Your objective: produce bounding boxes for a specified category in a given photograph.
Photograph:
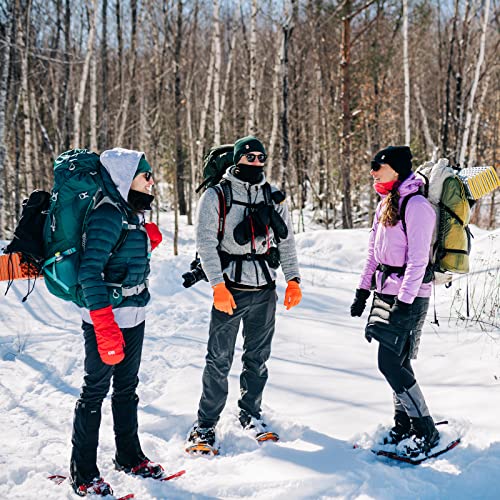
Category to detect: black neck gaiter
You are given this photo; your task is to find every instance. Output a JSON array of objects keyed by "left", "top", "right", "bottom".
[
  {"left": 233, "top": 165, "right": 264, "bottom": 184},
  {"left": 128, "top": 189, "right": 154, "bottom": 211}
]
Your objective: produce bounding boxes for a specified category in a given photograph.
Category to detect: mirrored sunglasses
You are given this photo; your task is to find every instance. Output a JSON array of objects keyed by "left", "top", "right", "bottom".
[{"left": 144, "top": 171, "right": 153, "bottom": 181}]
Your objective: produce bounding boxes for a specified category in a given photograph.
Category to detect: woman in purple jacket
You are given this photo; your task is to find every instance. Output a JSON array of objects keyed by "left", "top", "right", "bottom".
[{"left": 350, "top": 146, "right": 439, "bottom": 455}]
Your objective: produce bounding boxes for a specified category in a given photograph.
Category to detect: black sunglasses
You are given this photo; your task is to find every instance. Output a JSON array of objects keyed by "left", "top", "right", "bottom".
[
  {"left": 144, "top": 171, "right": 153, "bottom": 181},
  {"left": 245, "top": 153, "right": 267, "bottom": 163},
  {"left": 370, "top": 161, "right": 382, "bottom": 171}
]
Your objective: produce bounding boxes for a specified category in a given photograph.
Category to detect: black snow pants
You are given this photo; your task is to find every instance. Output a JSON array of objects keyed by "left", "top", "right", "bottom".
[
  {"left": 377, "top": 296, "right": 430, "bottom": 394},
  {"left": 70, "top": 320, "right": 146, "bottom": 486},
  {"left": 197, "top": 287, "right": 277, "bottom": 428}
]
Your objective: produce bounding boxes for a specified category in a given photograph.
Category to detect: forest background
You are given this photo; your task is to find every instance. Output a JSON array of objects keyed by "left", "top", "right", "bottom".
[{"left": 0, "top": 0, "right": 498, "bottom": 250}]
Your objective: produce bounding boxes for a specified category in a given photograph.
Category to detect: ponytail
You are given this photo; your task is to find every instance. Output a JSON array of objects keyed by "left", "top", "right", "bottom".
[{"left": 379, "top": 184, "right": 401, "bottom": 227}]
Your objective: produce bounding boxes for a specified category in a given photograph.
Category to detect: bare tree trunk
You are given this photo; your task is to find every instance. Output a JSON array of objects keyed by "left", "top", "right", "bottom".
[
  {"left": 73, "top": 0, "right": 98, "bottom": 148},
  {"left": 441, "top": 0, "right": 459, "bottom": 157},
  {"left": 100, "top": 0, "right": 108, "bottom": 148},
  {"left": 116, "top": 0, "right": 138, "bottom": 146},
  {"left": 116, "top": 0, "right": 123, "bottom": 103},
  {"left": 453, "top": 0, "right": 472, "bottom": 160},
  {"left": 62, "top": 0, "right": 71, "bottom": 149},
  {"left": 247, "top": 0, "right": 258, "bottom": 135},
  {"left": 174, "top": 0, "right": 187, "bottom": 215},
  {"left": 339, "top": 0, "right": 353, "bottom": 228},
  {"left": 0, "top": 4, "right": 13, "bottom": 237},
  {"left": 90, "top": 50, "right": 98, "bottom": 150},
  {"left": 196, "top": 38, "right": 215, "bottom": 166},
  {"left": 459, "top": 0, "right": 490, "bottom": 167},
  {"left": 403, "top": 0, "right": 410, "bottom": 145},
  {"left": 18, "top": 5, "right": 33, "bottom": 194},
  {"left": 468, "top": 72, "right": 490, "bottom": 167},
  {"left": 414, "top": 82, "right": 437, "bottom": 159},
  {"left": 212, "top": 0, "right": 222, "bottom": 144},
  {"left": 219, "top": 11, "right": 238, "bottom": 121},
  {"left": 268, "top": 36, "right": 281, "bottom": 181},
  {"left": 186, "top": 91, "right": 195, "bottom": 225},
  {"left": 280, "top": 0, "right": 297, "bottom": 191},
  {"left": 173, "top": 162, "right": 179, "bottom": 256}
]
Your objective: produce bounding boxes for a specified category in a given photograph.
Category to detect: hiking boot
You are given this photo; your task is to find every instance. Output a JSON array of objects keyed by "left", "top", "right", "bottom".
[
  {"left": 71, "top": 477, "right": 113, "bottom": 497},
  {"left": 114, "top": 458, "right": 165, "bottom": 479},
  {"left": 383, "top": 410, "right": 411, "bottom": 445},
  {"left": 187, "top": 424, "right": 216, "bottom": 447},
  {"left": 239, "top": 411, "right": 267, "bottom": 432},
  {"left": 403, "top": 416, "right": 440, "bottom": 457},
  {"left": 239, "top": 411, "right": 279, "bottom": 442}
]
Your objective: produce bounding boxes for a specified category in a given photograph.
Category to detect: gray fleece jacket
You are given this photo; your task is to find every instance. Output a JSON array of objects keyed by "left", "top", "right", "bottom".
[{"left": 195, "top": 167, "right": 301, "bottom": 287}]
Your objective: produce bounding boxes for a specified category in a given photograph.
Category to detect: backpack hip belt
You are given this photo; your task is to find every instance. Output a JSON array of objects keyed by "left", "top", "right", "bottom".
[
  {"left": 106, "top": 280, "right": 149, "bottom": 298},
  {"left": 372, "top": 262, "right": 433, "bottom": 290},
  {"left": 218, "top": 250, "right": 274, "bottom": 285}
]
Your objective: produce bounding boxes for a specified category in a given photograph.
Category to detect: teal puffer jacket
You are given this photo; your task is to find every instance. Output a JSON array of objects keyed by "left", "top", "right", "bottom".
[{"left": 78, "top": 202, "right": 151, "bottom": 311}]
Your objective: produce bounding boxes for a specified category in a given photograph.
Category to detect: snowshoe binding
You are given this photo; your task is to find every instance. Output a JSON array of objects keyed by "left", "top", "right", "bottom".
[
  {"left": 114, "top": 458, "right": 165, "bottom": 479},
  {"left": 185, "top": 425, "right": 219, "bottom": 456},
  {"left": 71, "top": 477, "right": 113, "bottom": 497},
  {"left": 239, "top": 412, "right": 279, "bottom": 443}
]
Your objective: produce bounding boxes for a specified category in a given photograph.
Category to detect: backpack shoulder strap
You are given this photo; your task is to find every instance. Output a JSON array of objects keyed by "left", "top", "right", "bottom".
[
  {"left": 211, "top": 180, "right": 232, "bottom": 244},
  {"left": 262, "top": 182, "right": 272, "bottom": 205},
  {"left": 400, "top": 191, "right": 423, "bottom": 235}
]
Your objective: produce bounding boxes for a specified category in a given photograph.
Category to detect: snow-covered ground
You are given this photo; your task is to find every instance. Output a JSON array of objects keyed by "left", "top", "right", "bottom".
[{"left": 0, "top": 215, "right": 499, "bottom": 500}]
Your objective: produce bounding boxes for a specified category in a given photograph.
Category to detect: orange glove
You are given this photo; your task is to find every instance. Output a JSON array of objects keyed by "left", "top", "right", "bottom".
[
  {"left": 89, "top": 305, "right": 125, "bottom": 365},
  {"left": 284, "top": 280, "right": 302, "bottom": 310},
  {"left": 213, "top": 283, "right": 237, "bottom": 315},
  {"left": 144, "top": 222, "right": 162, "bottom": 250}
]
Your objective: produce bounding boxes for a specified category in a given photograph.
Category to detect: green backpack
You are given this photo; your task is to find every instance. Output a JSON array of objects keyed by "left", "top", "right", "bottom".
[
  {"left": 195, "top": 144, "right": 234, "bottom": 193},
  {"left": 401, "top": 158, "right": 472, "bottom": 284},
  {"left": 42, "top": 149, "right": 125, "bottom": 307}
]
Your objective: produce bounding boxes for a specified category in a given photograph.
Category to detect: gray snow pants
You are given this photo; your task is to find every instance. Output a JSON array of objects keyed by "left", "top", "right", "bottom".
[{"left": 197, "top": 287, "right": 277, "bottom": 427}]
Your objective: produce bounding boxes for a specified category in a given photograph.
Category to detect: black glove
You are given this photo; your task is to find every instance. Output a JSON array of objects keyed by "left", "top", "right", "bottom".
[
  {"left": 390, "top": 298, "right": 412, "bottom": 327},
  {"left": 350, "top": 288, "right": 371, "bottom": 317}
]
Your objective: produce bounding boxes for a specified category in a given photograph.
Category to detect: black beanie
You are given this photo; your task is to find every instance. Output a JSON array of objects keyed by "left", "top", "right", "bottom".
[
  {"left": 372, "top": 146, "right": 413, "bottom": 180},
  {"left": 233, "top": 136, "right": 267, "bottom": 165}
]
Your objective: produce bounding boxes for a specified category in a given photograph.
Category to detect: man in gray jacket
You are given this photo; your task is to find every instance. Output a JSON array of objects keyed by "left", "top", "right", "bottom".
[{"left": 187, "top": 136, "right": 302, "bottom": 453}]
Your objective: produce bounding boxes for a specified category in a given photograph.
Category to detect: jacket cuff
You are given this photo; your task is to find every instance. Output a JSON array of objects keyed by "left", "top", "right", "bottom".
[{"left": 209, "top": 276, "right": 225, "bottom": 287}]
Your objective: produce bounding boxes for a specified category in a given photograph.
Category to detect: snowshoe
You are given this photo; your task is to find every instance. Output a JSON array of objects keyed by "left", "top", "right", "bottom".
[
  {"left": 402, "top": 416, "right": 440, "bottom": 457},
  {"left": 114, "top": 458, "right": 165, "bottom": 479},
  {"left": 239, "top": 412, "right": 279, "bottom": 443},
  {"left": 185, "top": 425, "right": 219, "bottom": 456},
  {"left": 71, "top": 476, "right": 113, "bottom": 497}
]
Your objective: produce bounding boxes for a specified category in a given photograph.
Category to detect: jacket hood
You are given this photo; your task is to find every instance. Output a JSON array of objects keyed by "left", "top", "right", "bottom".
[
  {"left": 100, "top": 148, "right": 144, "bottom": 202},
  {"left": 223, "top": 166, "right": 267, "bottom": 190}
]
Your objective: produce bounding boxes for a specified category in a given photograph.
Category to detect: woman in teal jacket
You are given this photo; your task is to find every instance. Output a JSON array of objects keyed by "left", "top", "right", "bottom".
[{"left": 70, "top": 148, "right": 163, "bottom": 497}]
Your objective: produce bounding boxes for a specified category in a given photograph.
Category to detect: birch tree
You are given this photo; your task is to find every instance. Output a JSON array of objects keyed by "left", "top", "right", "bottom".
[
  {"left": 403, "top": 0, "right": 410, "bottom": 145},
  {"left": 18, "top": 6, "right": 33, "bottom": 195},
  {"left": 0, "top": 4, "right": 13, "bottom": 237},
  {"left": 213, "top": 0, "right": 222, "bottom": 144},
  {"left": 73, "top": 0, "right": 98, "bottom": 148},
  {"left": 247, "top": 0, "right": 258, "bottom": 135},
  {"left": 459, "top": 0, "right": 490, "bottom": 167}
]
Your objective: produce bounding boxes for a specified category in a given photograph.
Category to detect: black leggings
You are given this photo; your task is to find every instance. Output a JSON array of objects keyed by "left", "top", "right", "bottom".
[{"left": 378, "top": 341, "right": 415, "bottom": 394}]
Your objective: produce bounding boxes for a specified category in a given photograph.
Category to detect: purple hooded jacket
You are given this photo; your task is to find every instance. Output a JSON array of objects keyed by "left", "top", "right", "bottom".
[{"left": 358, "top": 173, "right": 436, "bottom": 304}]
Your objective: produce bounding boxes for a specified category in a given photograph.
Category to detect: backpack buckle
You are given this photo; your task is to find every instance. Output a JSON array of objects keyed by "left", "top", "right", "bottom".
[
  {"left": 79, "top": 192, "right": 89, "bottom": 200},
  {"left": 112, "top": 289, "right": 120, "bottom": 299}
]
